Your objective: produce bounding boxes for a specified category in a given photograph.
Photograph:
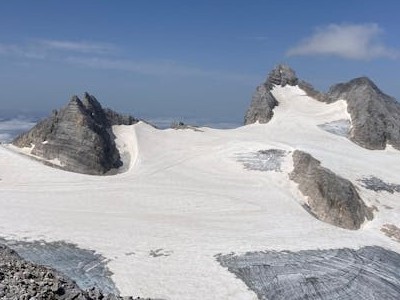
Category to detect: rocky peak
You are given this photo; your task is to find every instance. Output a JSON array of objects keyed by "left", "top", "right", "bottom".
[
  {"left": 267, "top": 64, "right": 299, "bottom": 88},
  {"left": 13, "top": 92, "right": 138, "bottom": 175},
  {"left": 244, "top": 64, "right": 299, "bottom": 125},
  {"left": 82, "top": 92, "right": 104, "bottom": 114},
  {"left": 328, "top": 77, "right": 385, "bottom": 100}
]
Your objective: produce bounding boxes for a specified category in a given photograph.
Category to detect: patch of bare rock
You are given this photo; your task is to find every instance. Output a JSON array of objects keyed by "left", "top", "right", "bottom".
[
  {"left": 289, "top": 150, "right": 373, "bottom": 230},
  {"left": 381, "top": 224, "right": 400, "bottom": 243},
  {"left": 0, "top": 244, "right": 143, "bottom": 300}
]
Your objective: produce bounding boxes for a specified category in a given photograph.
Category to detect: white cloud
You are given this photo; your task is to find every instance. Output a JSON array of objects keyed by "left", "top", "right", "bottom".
[
  {"left": 287, "top": 23, "right": 399, "bottom": 60},
  {"left": 36, "top": 39, "right": 116, "bottom": 54},
  {"left": 0, "top": 39, "right": 116, "bottom": 59}
]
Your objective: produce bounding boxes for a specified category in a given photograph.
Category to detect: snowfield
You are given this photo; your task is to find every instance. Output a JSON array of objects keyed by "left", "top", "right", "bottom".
[{"left": 0, "top": 86, "right": 399, "bottom": 299}]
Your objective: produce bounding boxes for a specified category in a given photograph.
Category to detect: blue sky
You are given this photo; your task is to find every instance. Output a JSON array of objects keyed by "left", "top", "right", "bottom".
[{"left": 1, "top": 1, "right": 400, "bottom": 126}]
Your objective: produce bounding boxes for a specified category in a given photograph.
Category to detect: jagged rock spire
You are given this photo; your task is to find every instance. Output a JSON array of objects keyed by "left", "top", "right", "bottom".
[
  {"left": 267, "top": 64, "right": 298, "bottom": 88},
  {"left": 13, "top": 93, "right": 138, "bottom": 175}
]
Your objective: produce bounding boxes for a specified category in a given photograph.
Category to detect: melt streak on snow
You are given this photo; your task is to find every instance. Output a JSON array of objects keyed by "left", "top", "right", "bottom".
[{"left": 0, "top": 86, "right": 399, "bottom": 299}]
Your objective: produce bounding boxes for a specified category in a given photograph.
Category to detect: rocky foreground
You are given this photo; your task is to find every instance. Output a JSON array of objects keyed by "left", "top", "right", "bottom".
[{"left": 0, "top": 244, "right": 140, "bottom": 300}]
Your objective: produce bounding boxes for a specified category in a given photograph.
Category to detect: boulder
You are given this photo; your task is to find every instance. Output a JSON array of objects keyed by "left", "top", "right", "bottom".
[{"left": 289, "top": 150, "right": 373, "bottom": 230}]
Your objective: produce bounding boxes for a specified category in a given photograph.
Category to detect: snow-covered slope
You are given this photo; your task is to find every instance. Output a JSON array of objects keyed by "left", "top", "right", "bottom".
[{"left": 0, "top": 85, "right": 399, "bottom": 299}]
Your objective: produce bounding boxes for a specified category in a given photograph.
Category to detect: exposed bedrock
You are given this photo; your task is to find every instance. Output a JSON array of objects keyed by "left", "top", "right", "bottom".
[
  {"left": 12, "top": 92, "right": 138, "bottom": 175},
  {"left": 328, "top": 77, "right": 400, "bottom": 150},
  {"left": 244, "top": 65, "right": 400, "bottom": 151},
  {"left": 244, "top": 64, "right": 296, "bottom": 125},
  {"left": 0, "top": 244, "right": 135, "bottom": 299},
  {"left": 217, "top": 246, "right": 400, "bottom": 300},
  {"left": 244, "top": 65, "right": 330, "bottom": 125},
  {"left": 289, "top": 150, "right": 373, "bottom": 230}
]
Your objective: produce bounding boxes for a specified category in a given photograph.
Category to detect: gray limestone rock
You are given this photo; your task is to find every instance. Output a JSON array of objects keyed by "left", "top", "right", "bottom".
[
  {"left": 217, "top": 246, "right": 400, "bottom": 300},
  {"left": 266, "top": 64, "right": 298, "bottom": 88},
  {"left": 0, "top": 243, "right": 109, "bottom": 299},
  {"left": 244, "top": 64, "right": 298, "bottom": 125},
  {"left": 12, "top": 93, "right": 138, "bottom": 175},
  {"left": 328, "top": 77, "right": 400, "bottom": 150},
  {"left": 0, "top": 238, "right": 118, "bottom": 295},
  {"left": 289, "top": 150, "right": 373, "bottom": 230},
  {"left": 298, "top": 80, "right": 332, "bottom": 103},
  {"left": 244, "top": 65, "right": 400, "bottom": 152},
  {"left": 244, "top": 84, "right": 278, "bottom": 125},
  {"left": 244, "top": 65, "right": 332, "bottom": 125},
  {"left": 0, "top": 242, "right": 153, "bottom": 299}
]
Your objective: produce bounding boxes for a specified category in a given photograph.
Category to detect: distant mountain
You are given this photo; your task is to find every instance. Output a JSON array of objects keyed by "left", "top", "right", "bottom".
[
  {"left": 12, "top": 92, "right": 138, "bottom": 175},
  {"left": 245, "top": 64, "right": 400, "bottom": 151}
]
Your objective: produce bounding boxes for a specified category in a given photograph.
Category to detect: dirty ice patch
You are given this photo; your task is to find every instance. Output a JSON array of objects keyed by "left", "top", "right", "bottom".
[
  {"left": 317, "top": 119, "right": 350, "bottom": 137},
  {"left": 0, "top": 238, "right": 119, "bottom": 295},
  {"left": 358, "top": 176, "right": 400, "bottom": 194},
  {"left": 217, "top": 246, "right": 400, "bottom": 300},
  {"left": 236, "top": 149, "right": 289, "bottom": 172}
]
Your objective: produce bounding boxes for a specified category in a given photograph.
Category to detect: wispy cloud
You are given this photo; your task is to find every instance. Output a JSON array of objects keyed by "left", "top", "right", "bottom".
[
  {"left": 287, "top": 23, "right": 399, "bottom": 60},
  {"left": 35, "top": 39, "right": 116, "bottom": 54},
  {"left": 0, "top": 43, "right": 46, "bottom": 59},
  {"left": 0, "top": 39, "right": 116, "bottom": 59},
  {"left": 0, "top": 39, "right": 257, "bottom": 83},
  {"left": 65, "top": 56, "right": 258, "bottom": 83}
]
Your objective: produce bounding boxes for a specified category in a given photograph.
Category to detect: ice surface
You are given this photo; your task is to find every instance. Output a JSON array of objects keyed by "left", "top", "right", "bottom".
[
  {"left": 0, "top": 86, "right": 399, "bottom": 299},
  {"left": 317, "top": 119, "right": 351, "bottom": 137}
]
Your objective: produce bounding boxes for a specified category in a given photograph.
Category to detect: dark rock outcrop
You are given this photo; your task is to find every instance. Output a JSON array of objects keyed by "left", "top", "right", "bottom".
[
  {"left": 217, "top": 246, "right": 400, "bottom": 300},
  {"left": 328, "top": 77, "right": 400, "bottom": 150},
  {"left": 12, "top": 93, "right": 138, "bottom": 175},
  {"left": 244, "top": 65, "right": 297, "bottom": 125},
  {"left": 289, "top": 150, "right": 373, "bottom": 230},
  {"left": 298, "top": 80, "right": 331, "bottom": 103},
  {"left": 0, "top": 244, "right": 131, "bottom": 299},
  {"left": 266, "top": 64, "right": 298, "bottom": 88},
  {"left": 244, "top": 64, "right": 331, "bottom": 125}
]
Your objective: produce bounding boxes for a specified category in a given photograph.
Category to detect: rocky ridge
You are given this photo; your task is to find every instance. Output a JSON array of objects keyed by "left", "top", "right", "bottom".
[
  {"left": 328, "top": 77, "right": 400, "bottom": 150},
  {"left": 244, "top": 65, "right": 400, "bottom": 151},
  {"left": 289, "top": 150, "right": 373, "bottom": 230},
  {"left": 244, "top": 65, "right": 297, "bottom": 125},
  {"left": 12, "top": 93, "right": 138, "bottom": 175}
]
